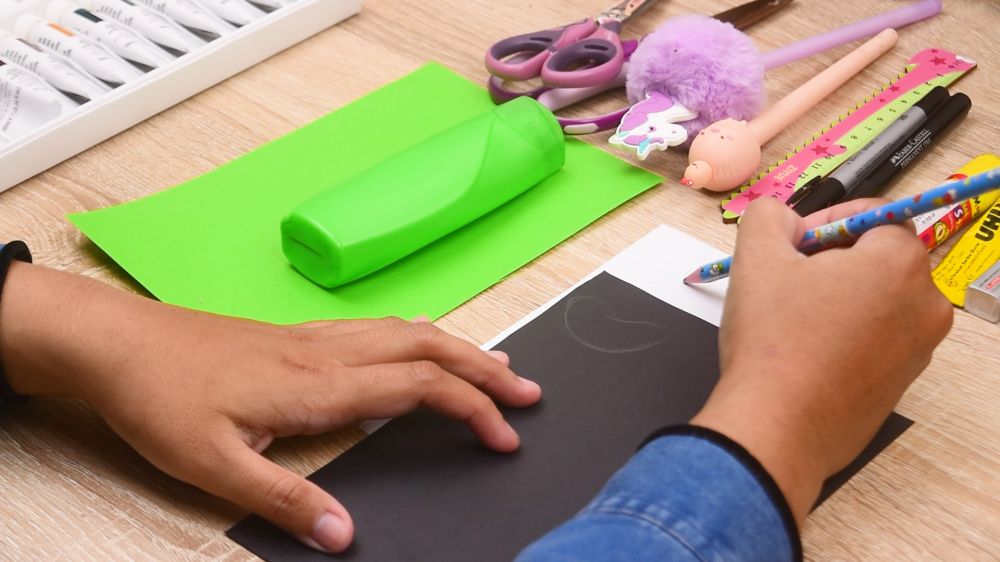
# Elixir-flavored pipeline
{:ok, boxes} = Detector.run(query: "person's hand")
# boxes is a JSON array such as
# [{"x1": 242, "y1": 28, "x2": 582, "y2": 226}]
[
  {"x1": 0, "y1": 262, "x2": 541, "y2": 553},
  {"x1": 691, "y1": 198, "x2": 953, "y2": 525}
]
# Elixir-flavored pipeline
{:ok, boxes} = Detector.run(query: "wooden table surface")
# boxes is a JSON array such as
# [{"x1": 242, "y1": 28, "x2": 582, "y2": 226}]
[{"x1": 0, "y1": 0, "x2": 997, "y2": 560}]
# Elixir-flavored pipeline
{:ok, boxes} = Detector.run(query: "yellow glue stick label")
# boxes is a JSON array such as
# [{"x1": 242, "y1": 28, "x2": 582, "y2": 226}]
[
  {"x1": 933, "y1": 198, "x2": 1000, "y2": 306},
  {"x1": 915, "y1": 154, "x2": 1000, "y2": 249}
]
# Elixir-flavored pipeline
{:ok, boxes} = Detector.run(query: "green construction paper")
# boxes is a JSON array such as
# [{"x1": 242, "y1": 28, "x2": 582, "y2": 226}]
[{"x1": 69, "y1": 63, "x2": 662, "y2": 323}]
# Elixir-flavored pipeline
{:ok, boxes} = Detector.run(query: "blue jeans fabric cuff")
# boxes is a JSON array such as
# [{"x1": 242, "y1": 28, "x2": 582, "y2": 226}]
[{"x1": 517, "y1": 426, "x2": 801, "y2": 562}]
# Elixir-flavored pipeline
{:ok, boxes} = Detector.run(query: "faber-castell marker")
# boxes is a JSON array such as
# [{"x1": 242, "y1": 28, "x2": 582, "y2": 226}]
[
  {"x1": 792, "y1": 86, "x2": 949, "y2": 216},
  {"x1": 843, "y1": 92, "x2": 972, "y2": 202},
  {"x1": 684, "y1": 167, "x2": 1000, "y2": 284}
]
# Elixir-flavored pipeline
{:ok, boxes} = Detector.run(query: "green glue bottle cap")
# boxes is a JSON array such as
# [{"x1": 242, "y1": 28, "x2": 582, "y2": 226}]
[{"x1": 281, "y1": 96, "x2": 565, "y2": 288}]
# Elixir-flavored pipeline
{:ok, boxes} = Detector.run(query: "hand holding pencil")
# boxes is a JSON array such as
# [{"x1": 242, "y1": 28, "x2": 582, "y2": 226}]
[
  {"x1": 686, "y1": 167, "x2": 1000, "y2": 284},
  {"x1": 696, "y1": 193, "x2": 953, "y2": 522}
]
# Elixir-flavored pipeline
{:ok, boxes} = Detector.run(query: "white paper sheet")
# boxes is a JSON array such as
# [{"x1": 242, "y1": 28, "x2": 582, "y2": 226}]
[
  {"x1": 485, "y1": 225, "x2": 730, "y2": 350},
  {"x1": 604, "y1": 225, "x2": 730, "y2": 326}
]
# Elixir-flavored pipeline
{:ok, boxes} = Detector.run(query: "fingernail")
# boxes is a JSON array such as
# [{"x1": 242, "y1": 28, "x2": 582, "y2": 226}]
[
  {"x1": 412, "y1": 315, "x2": 430, "y2": 323},
  {"x1": 518, "y1": 376, "x2": 541, "y2": 393},
  {"x1": 310, "y1": 511, "x2": 351, "y2": 553},
  {"x1": 505, "y1": 421, "x2": 520, "y2": 444},
  {"x1": 487, "y1": 350, "x2": 509, "y2": 363}
]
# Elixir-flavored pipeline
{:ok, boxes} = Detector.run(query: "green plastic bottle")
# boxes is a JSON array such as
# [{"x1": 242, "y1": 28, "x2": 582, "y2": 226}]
[{"x1": 281, "y1": 96, "x2": 565, "y2": 288}]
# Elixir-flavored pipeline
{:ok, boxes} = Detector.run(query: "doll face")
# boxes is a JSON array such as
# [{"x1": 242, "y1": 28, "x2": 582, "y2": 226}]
[
  {"x1": 683, "y1": 119, "x2": 762, "y2": 191},
  {"x1": 689, "y1": 119, "x2": 755, "y2": 158}
]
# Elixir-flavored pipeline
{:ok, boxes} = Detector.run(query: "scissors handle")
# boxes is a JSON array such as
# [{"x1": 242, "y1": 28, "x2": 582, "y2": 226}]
[
  {"x1": 488, "y1": 38, "x2": 637, "y2": 102},
  {"x1": 715, "y1": 0, "x2": 794, "y2": 30},
  {"x1": 541, "y1": 21, "x2": 624, "y2": 89},
  {"x1": 485, "y1": 18, "x2": 596, "y2": 81},
  {"x1": 487, "y1": 71, "x2": 631, "y2": 136}
]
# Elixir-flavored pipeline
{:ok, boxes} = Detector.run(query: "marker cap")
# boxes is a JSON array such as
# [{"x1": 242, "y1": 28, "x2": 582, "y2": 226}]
[{"x1": 792, "y1": 177, "x2": 847, "y2": 216}]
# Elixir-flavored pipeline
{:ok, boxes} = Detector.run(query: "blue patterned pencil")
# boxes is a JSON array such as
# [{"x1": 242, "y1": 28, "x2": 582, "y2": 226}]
[{"x1": 684, "y1": 167, "x2": 1000, "y2": 284}]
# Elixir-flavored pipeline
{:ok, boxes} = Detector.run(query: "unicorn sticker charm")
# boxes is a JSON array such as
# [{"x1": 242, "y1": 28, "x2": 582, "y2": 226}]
[{"x1": 609, "y1": 92, "x2": 698, "y2": 160}]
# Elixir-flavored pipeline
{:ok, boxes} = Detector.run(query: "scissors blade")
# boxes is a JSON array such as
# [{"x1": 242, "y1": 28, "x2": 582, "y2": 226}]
[
  {"x1": 598, "y1": 0, "x2": 662, "y2": 25},
  {"x1": 714, "y1": 0, "x2": 794, "y2": 31}
]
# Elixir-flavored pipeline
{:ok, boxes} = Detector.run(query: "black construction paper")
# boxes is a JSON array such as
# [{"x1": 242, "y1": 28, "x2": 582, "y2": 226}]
[{"x1": 229, "y1": 272, "x2": 912, "y2": 561}]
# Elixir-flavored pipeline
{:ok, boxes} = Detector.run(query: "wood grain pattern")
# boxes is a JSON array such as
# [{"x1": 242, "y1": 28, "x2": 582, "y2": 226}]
[{"x1": 0, "y1": 0, "x2": 997, "y2": 559}]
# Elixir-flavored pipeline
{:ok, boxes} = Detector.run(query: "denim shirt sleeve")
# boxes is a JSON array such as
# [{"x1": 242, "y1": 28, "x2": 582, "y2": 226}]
[{"x1": 516, "y1": 426, "x2": 802, "y2": 562}]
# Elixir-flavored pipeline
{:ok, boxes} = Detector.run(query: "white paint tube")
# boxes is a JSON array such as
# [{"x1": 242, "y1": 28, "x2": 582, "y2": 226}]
[
  {"x1": 245, "y1": 0, "x2": 284, "y2": 12},
  {"x1": 0, "y1": 30, "x2": 110, "y2": 104},
  {"x1": 194, "y1": 0, "x2": 265, "y2": 27},
  {"x1": 15, "y1": 14, "x2": 142, "y2": 87},
  {"x1": 81, "y1": 0, "x2": 206, "y2": 57},
  {"x1": 0, "y1": 0, "x2": 47, "y2": 10},
  {"x1": 47, "y1": 1, "x2": 175, "y2": 72},
  {"x1": 131, "y1": 0, "x2": 235, "y2": 42},
  {"x1": 0, "y1": 58, "x2": 74, "y2": 138}
]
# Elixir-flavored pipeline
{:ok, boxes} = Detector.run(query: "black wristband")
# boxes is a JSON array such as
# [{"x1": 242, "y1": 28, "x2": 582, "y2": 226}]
[
  {"x1": 0, "y1": 241, "x2": 33, "y2": 409},
  {"x1": 640, "y1": 424, "x2": 804, "y2": 562}
]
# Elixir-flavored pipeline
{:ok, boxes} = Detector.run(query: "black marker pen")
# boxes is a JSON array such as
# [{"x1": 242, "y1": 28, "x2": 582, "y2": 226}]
[
  {"x1": 793, "y1": 86, "x2": 949, "y2": 216},
  {"x1": 844, "y1": 92, "x2": 972, "y2": 202}
]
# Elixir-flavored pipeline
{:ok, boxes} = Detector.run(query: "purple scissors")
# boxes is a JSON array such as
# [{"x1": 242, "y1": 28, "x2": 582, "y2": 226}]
[
  {"x1": 487, "y1": 0, "x2": 793, "y2": 135},
  {"x1": 485, "y1": 0, "x2": 659, "y2": 90}
]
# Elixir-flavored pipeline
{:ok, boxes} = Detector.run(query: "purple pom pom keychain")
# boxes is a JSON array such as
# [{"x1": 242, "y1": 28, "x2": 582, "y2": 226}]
[
  {"x1": 612, "y1": 0, "x2": 942, "y2": 160},
  {"x1": 611, "y1": 15, "x2": 765, "y2": 158}
]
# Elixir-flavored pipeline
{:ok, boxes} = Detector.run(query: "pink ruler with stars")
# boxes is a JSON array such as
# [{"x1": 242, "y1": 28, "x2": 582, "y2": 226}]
[{"x1": 721, "y1": 48, "x2": 976, "y2": 223}]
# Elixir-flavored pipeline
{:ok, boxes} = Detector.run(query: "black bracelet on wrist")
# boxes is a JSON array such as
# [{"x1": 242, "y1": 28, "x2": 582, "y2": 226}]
[{"x1": 0, "y1": 241, "x2": 33, "y2": 410}]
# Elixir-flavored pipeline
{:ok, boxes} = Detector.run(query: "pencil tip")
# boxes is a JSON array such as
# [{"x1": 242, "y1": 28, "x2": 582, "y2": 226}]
[{"x1": 683, "y1": 272, "x2": 701, "y2": 285}]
